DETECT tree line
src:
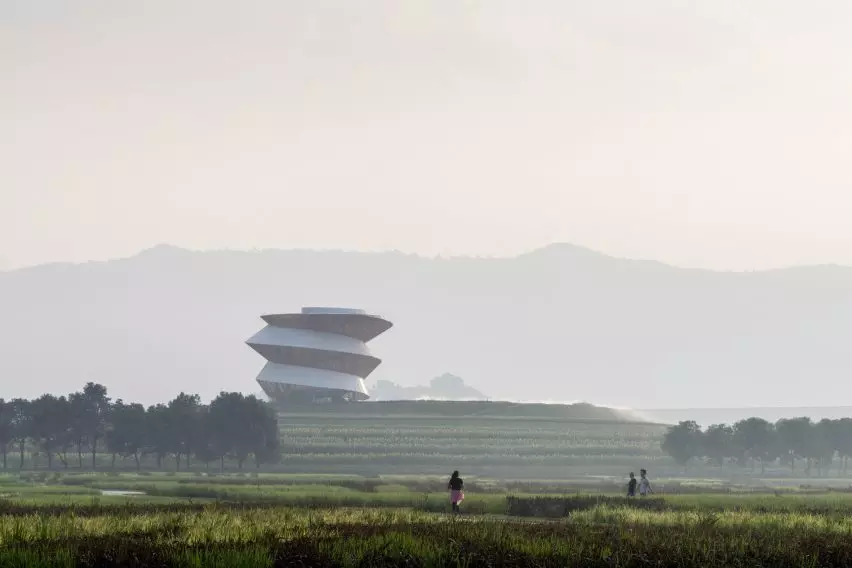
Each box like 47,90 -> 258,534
662,417 -> 852,475
0,383 -> 279,471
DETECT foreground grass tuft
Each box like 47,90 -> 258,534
0,501 -> 852,566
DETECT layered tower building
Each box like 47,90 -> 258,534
246,307 -> 393,404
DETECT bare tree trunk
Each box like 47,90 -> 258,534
19,441 -> 25,469
92,438 -> 98,471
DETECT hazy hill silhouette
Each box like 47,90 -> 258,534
370,373 -> 489,401
1,243 -> 850,409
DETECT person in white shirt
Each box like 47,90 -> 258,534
638,469 -> 652,496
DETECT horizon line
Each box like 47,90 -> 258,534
3,241 -> 852,275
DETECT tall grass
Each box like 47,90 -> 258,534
2,504 -> 852,566
8,474 -> 852,565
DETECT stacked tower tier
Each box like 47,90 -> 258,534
247,307 -> 392,402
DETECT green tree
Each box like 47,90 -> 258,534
193,405 -> 220,471
207,393 -> 280,470
68,391 -> 88,468
10,399 -> 31,469
166,393 -> 202,470
703,423 -> 734,468
0,399 -> 14,470
145,404 -> 171,469
82,383 -> 111,470
207,392 -> 245,471
247,397 -> 280,469
661,421 -> 704,468
733,417 -> 776,474
811,419 -> 837,477
776,417 -> 814,474
28,394 -> 71,469
833,418 -> 852,474
106,400 -> 147,470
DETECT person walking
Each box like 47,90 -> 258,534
639,469 -> 652,497
627,472 -> 637,498
448,470 -> 464,513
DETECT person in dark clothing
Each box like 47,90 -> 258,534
448,471 -> 464,513
627,472 -> 637,498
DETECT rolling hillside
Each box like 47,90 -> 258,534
274,399 -> 663,478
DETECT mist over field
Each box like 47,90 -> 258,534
5,0 -> 852,415
0,244 -> 849,411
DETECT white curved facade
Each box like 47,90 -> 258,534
247,307 -> 392,402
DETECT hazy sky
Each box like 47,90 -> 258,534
4,1 -> 852,272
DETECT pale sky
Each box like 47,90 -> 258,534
4,0 -> 852,272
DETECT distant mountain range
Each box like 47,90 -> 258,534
0,243 -> 850,408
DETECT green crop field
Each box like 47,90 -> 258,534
274,401 -> 670,479
7,399 -> 852,564
4,506 -> 852,567
3,472 -> 852,565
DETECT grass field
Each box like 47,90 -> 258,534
3,495 -> 852,566
4,398 -> 852,565
3,473 -> 852,565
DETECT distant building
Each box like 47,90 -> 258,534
246,307 -> 392,404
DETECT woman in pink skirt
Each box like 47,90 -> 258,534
448,470 -> 464,513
